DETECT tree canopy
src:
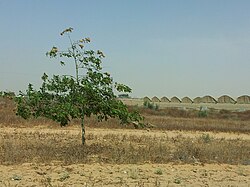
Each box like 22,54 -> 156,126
16,27 -> 143,144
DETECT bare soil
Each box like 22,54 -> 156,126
1,162 -> 249,187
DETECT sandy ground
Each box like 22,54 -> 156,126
0,127 -> 249,186
0,163 -> 249,187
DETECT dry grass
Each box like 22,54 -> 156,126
0,97 -> 249,166
144,115 -> 250,133
0,129 -> 249,166
129,106 -> 250,133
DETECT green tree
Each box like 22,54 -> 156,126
16,27 -> 143,145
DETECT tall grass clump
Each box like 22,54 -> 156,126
143,101 -> 159,110
198,106 -> 208,118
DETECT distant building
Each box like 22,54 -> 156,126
237,95 -> 250,104
161,96 -> 170,102
193,97 -> 202,103
182,96 -> 193,103
171,96 -> 181,103
143,96 -> 151,102
201,95 -> 217,103
152,96 -> 160,102
217,95 -> 236,104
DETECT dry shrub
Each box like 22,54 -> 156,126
101,134 -> 172,164
0,132 -> 105,165
173,135 -> 250,165
0,97 -> 22,125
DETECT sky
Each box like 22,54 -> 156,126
0,0 -> 250,99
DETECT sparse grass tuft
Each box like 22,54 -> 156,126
173,177 -> 181,184
59,171 -> 70,181
154,168 -> 163,175
200,133 -> 213,143
129,168 -> 138,179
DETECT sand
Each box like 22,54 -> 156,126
0,163 -> 249,186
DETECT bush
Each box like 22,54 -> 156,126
143,101 -> 159,110
198,106 -> 208,118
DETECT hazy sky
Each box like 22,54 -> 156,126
0,0 -> 250,99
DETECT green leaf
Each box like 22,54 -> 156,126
15,27 -> 143,145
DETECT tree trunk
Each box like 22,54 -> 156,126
81,117 -> 85,145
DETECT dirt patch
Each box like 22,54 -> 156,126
0,163 -> 249,186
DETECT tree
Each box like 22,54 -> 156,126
16,27 -> 143,145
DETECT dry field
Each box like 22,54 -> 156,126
0,97 -> 249,186
121,98 -> 250,111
